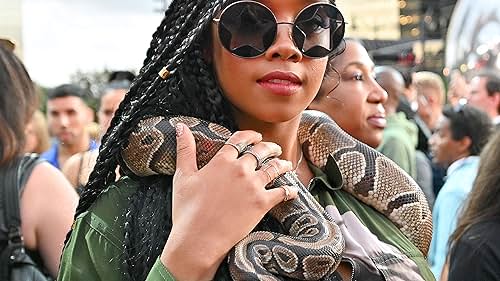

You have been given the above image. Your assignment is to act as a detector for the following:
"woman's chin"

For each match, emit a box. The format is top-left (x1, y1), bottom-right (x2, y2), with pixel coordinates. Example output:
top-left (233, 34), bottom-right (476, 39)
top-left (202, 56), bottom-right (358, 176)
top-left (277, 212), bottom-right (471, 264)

top-left (364, 132), bottom-right (383, 148)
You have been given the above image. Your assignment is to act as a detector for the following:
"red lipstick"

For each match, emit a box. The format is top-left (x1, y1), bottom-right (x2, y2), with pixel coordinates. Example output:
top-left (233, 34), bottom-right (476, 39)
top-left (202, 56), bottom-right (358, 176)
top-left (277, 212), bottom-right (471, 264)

top-left (257, 71), bottom-right (302, 96)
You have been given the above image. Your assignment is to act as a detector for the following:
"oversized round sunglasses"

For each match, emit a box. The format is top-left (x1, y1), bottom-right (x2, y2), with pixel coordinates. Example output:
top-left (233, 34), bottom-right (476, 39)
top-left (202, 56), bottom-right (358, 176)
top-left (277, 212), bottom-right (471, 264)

top-left (213, 0), bottom-right (346, 58)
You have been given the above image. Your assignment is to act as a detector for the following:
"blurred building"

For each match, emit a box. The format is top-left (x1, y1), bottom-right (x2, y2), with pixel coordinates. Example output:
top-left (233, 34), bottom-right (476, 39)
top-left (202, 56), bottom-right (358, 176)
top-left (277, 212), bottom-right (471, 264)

top-left (399, 0), bottom-right (457, 71)
top-left (338, 0), bottom-right (458, 73)
top-left (446, 0), bottom-right (500, 74)
top-left (0, 0), bottom-right (23, 58)
top-left (400, 0), bottom-right (456, 40)
top-left (338, 0), bottom-right (401, 40)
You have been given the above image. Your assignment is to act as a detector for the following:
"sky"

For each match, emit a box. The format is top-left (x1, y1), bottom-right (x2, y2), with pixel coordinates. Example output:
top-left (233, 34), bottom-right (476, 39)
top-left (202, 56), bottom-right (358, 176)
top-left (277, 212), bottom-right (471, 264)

top-left (22, 0), bottom-right (169, 87)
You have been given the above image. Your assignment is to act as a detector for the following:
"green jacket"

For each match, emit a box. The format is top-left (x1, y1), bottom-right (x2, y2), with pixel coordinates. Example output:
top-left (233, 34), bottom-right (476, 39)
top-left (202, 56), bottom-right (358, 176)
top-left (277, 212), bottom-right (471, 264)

top-left (377, 112), bottom-right (418, 179)
top-left (58, 158), bottom-right (434, 281)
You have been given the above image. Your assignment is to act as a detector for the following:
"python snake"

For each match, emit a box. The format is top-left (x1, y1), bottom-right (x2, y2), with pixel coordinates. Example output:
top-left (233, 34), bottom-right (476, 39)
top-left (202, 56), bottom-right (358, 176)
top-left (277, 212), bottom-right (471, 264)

top-left (121, 110), bottom-right (432, 280)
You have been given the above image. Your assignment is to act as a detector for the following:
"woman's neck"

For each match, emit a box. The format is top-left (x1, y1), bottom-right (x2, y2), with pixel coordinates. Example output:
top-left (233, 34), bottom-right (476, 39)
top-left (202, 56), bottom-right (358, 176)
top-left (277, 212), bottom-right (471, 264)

top-left (236, 113), bottom-right (314, 186)
top-left (237, 115), bottom-right (301, 162)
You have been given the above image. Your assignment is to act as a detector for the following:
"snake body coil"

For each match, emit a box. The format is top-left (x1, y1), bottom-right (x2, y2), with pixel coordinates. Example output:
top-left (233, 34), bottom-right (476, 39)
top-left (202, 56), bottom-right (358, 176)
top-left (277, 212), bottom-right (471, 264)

top-left (122, 110), bottom-right (432, 280)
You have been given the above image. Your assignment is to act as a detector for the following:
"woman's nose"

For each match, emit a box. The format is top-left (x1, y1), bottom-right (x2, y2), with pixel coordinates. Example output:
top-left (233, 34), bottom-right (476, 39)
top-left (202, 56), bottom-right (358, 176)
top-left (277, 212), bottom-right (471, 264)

top-left (264, 24), bottom-right (302, 62)
top-left (369, 78), bottom-right (388, 103)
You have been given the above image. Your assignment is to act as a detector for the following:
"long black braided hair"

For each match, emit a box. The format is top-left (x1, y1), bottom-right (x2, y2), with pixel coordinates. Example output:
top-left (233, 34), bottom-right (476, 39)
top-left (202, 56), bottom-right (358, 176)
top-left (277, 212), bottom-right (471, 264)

top-left (72, 0), bottom-right (343, 280)
top-left (73, 1), bottom-right (237, 279)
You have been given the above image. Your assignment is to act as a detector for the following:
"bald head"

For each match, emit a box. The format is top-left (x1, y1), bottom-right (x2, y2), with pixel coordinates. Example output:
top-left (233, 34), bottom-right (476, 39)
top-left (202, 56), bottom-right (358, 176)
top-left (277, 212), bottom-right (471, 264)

top-left (375, 66), bottom-right (405, 114)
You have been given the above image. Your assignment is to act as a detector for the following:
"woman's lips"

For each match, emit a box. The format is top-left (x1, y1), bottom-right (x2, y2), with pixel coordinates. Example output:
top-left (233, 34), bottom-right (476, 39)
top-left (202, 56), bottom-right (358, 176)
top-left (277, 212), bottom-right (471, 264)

top-left (257, 71), bottom-right (302, 96)
top-left (367, 115), bottom-right (387, 129)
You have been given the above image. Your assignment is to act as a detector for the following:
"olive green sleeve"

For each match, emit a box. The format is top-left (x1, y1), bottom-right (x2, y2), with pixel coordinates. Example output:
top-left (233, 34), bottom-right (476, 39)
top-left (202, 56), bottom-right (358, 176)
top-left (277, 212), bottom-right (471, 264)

top-left (57, 179), bottom-right (178, 281)
top-left (146, 258), bottom-right (177, 281)
top-left (58, 214), bottom-right (177, 281)
top-left (57, 213), bottom-right (124, 281)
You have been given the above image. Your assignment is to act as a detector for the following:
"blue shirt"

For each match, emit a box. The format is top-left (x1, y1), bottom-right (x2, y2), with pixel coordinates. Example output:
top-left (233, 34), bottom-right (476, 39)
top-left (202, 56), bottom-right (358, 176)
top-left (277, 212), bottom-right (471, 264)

top-left (428, 156), bottom-right (480, 280)
top-left (40, 140), bottom-right (98, 169)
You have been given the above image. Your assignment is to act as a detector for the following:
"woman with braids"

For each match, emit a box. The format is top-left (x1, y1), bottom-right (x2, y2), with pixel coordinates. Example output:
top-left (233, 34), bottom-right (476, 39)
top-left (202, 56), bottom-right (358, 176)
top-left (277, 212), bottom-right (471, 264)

top-left (58, 0), bottom-right (434, 280)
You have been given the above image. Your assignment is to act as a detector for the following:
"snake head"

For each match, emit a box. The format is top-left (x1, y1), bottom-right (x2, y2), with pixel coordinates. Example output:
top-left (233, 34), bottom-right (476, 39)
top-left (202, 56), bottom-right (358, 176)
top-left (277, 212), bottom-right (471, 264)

top-left (122, 116), bottom-right (233, 176)
top-left (122, 117), bottom-right (176, 176)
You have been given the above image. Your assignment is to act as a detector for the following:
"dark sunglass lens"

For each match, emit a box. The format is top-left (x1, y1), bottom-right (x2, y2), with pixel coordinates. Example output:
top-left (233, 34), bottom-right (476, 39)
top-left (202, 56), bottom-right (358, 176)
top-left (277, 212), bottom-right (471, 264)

top-left (294, 4), bottom-right (345, 57)
top-left (219, 2), bottom-right (276, 57)
top-left (329, 8), bottom-right (345, 54)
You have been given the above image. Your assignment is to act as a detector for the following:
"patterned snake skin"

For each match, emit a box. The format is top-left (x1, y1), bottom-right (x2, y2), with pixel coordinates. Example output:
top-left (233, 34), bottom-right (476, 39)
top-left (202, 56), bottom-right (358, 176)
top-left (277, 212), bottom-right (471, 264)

top-left (121, 110), bottom-right (432, 280)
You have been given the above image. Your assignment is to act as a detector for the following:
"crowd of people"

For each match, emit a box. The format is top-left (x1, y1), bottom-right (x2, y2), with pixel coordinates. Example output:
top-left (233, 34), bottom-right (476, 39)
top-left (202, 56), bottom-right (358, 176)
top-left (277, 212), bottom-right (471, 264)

top-left (1, 0), bottom-right (499, 280)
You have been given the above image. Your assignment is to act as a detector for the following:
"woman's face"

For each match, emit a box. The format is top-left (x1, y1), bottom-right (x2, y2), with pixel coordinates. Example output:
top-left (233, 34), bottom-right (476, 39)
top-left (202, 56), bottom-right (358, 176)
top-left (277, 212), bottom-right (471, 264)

top-left (211, 0), bottom-right (330, 128)
top-left (309, 40), bottom-right (387, 148)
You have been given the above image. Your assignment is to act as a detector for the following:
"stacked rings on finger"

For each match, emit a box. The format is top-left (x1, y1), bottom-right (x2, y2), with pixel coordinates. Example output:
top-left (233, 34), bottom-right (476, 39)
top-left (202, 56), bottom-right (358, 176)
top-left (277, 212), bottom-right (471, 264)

top-left (242, 150), bottom-right (264, 169)
top-left (261, 162), bottom-right (280, 184)
top-left (262, 168), bottom-right (273, 182)
top-left (224, 141), bottom-right (246, 154)
top-left (267, 162), bottom-right (280, 179)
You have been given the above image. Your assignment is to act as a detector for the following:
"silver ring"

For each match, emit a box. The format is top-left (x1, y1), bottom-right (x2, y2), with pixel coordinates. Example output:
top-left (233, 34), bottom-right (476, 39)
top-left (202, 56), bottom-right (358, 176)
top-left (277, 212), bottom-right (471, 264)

top-left (281, 186), bottom-right (290, 202)
top-left (261, 163), bottom-right (278, 183)
top-left (224, 141), bottom-right (245, 155)
top-left (268, 162), bottom-right (280, 179)
top-left (242, 150), bottom-right (263, 169)
top-left (262, 168), bottom-right (273, 182)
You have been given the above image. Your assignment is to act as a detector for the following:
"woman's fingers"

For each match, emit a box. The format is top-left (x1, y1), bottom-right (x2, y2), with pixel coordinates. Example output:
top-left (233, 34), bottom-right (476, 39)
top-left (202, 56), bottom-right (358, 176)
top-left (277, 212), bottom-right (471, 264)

top-left (257, 158), bottom-right (299, 206)
top-left (266, 185), bottom-right (299, 205)
top-left (239, 142), bottom-right (283, 169)
top-left (258, 158), bottom-right (292, 184)
top-left (168, 128), bottom-right (302, 281)
top-left (218, 130), bottom-right (263, 158)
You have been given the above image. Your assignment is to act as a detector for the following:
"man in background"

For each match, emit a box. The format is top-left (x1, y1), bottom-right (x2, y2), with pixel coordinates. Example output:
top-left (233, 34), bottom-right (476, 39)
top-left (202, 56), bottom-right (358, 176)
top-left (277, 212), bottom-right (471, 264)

top-left (62, 71), bottom-right (134, 193)
top-left (397, 69), bottom-right (418, 120)
top-left (376, 66), bottom-right (417, 177)
top-left (427, 105), bottom-right (492, 279)
top-left (414, 71), bottom-right (446, 154)
top-left (376, 66), bottom-right (435, 209)
top-left (414, 71), bottom-right (448, 196)
top-left (41, 84), bottom-right (96, 169)
top-left (468, 70), bottom-right (500, 127)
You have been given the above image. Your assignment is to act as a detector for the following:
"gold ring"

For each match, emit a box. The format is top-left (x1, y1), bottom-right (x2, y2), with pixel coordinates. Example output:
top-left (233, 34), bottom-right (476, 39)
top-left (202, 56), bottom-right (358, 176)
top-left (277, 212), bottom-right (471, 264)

top-left (281, 186), bottom-right (290, 202)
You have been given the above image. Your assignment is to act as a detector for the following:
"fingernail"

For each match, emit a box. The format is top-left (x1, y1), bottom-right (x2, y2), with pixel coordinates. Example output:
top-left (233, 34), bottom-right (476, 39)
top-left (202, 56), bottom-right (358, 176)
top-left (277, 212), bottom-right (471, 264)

top-left (176, 123), bottom-right (184, 137)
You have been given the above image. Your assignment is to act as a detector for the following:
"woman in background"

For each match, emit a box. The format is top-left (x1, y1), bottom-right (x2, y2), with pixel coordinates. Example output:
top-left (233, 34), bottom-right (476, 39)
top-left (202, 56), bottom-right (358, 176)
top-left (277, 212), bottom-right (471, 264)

top-left (309, 39), bottom-right (388, 148)
top-left (24, 110), bottom-right (51, 154)
top-left (0, 40), bottom-right (78, 278)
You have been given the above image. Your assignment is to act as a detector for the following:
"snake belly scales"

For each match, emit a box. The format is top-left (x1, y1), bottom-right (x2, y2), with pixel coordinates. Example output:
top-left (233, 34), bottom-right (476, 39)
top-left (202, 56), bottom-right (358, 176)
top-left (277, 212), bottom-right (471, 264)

top-left (121, 110), bottom-right (432, 280)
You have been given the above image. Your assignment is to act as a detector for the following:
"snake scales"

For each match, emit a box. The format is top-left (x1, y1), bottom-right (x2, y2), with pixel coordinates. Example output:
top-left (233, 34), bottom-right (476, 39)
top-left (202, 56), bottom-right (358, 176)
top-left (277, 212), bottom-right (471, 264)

top-left (121, 110), bottom-right (432, 280)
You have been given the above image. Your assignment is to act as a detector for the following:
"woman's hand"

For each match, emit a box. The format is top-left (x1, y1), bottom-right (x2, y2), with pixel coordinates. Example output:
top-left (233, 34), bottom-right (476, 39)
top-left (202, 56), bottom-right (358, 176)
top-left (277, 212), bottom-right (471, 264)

top-left (160, 123), bottom-right (298, 281)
